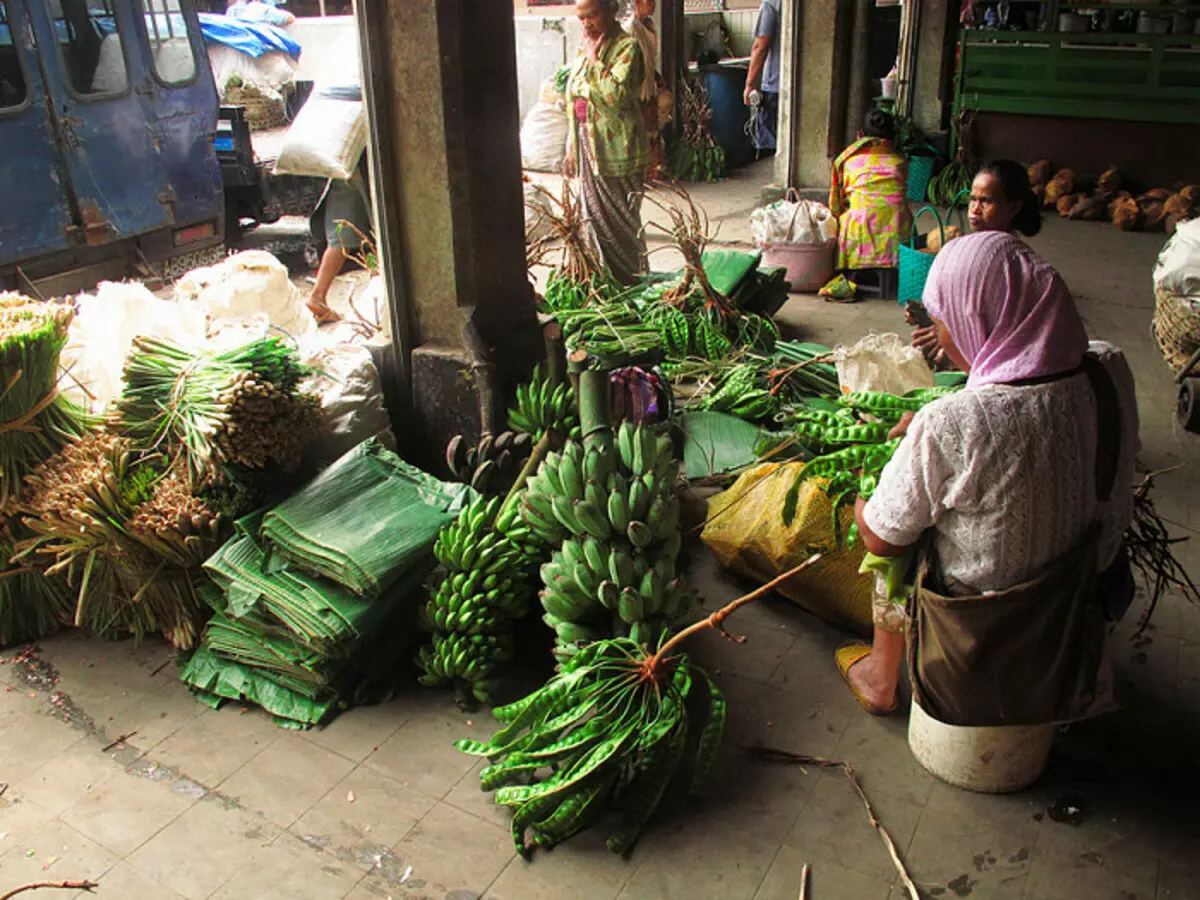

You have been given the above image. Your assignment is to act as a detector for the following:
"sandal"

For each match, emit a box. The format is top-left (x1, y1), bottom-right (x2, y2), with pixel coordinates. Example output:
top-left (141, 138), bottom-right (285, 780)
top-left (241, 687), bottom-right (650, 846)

top-left (835, 643), bottom-right (898, 716)
top-left (308, 304), bottom-right (342, 325)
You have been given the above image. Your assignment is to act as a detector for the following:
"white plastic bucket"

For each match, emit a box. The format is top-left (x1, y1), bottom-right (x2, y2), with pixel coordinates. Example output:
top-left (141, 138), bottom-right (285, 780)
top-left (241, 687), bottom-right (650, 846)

top-left (908, 700), bottom-right (1055, 794)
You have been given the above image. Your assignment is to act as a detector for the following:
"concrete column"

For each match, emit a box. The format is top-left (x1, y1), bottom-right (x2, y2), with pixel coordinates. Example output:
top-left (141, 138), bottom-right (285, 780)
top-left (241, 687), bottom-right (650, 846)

top-left (790, 0), bottom-right (852, 191)
top-left (912, 0), bottom-right (951, 136)
top-left (357, 1), bottom-right (541, 465)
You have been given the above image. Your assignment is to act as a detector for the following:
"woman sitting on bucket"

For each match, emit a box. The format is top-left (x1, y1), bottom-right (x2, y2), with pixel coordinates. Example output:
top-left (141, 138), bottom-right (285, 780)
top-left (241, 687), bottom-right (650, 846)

top-left (838, 229), bottom-right (1139, 722)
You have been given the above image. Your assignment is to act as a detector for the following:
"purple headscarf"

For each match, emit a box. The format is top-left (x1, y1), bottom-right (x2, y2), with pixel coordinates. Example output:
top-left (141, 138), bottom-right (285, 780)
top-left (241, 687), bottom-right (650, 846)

top-left (923, 231), bottom-right (1088, 388)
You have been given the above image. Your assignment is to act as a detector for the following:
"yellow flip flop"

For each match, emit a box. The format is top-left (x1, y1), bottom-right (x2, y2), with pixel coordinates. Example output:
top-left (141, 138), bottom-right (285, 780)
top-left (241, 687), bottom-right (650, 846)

top-left (835, 643), bottom-right (898, 716)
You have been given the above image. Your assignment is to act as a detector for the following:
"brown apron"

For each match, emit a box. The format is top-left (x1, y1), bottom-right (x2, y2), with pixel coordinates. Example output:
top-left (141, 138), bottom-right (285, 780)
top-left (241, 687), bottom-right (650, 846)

top-left (905, 354), bottom-right (1128, 728)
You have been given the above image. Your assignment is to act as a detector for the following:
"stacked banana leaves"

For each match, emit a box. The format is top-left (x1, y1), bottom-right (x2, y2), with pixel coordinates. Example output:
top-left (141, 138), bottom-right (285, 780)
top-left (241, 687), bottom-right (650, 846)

top-left (183, 439), bottom-right (469, 727)
top-left (261, 439), bottom-right (471, 598)
top-left (16, 433), bottom-right (224, 648)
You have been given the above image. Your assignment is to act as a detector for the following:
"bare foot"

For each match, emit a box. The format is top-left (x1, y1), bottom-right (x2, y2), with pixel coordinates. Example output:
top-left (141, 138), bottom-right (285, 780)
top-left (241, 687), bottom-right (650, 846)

top-left (846, 652), bottom-right (898, 711)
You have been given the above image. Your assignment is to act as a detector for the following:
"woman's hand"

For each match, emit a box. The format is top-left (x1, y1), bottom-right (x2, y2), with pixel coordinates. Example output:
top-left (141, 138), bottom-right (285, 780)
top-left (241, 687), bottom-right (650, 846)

top-left (888, 411), bottom-right (916, 440)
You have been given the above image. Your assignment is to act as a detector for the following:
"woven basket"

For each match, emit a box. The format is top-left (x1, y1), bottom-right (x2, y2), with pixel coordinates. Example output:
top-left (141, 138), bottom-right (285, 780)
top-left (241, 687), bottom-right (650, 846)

top-left (907, 154), bottom-right (936, 203)
top-left (897, 191), bottom-right (970, 305)
top-left (223, 83), bottom-right (289, 132)
top-left (1151, 286), bottom-right (1200, 372)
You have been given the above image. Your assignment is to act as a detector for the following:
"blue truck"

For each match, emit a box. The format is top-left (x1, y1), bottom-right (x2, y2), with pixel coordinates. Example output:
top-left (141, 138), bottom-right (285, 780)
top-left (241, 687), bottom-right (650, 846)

top-left (0, 0), bottom-right (319, 294)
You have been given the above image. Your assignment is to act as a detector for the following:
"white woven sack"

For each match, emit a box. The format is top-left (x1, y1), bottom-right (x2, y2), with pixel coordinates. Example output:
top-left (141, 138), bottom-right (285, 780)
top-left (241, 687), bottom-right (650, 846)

top-left (520, 101), bottom-right (569, 173)
top-left (273, 94), bottom-right (367, 180)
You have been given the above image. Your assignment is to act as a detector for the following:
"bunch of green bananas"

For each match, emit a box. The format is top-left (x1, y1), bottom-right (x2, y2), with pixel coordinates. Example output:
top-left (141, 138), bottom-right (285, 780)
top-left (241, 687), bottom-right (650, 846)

top-left (445, 430), bottom-right (532, 493)
top-left (417, 494), bottom-right (536, 704)
top-left (507, 365), bottom-right (581, 443)
top-left (520, 422), bottom-right (690, 659)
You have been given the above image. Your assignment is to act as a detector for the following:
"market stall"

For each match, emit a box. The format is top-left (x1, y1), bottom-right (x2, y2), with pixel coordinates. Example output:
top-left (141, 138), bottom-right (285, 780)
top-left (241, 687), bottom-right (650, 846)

top-left (953, 4), bottom-right (1200, 187)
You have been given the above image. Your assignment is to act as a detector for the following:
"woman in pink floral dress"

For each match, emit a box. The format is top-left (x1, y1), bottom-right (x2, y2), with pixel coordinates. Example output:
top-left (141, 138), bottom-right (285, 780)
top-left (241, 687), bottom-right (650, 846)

top-left (829, 109), bottom-right (911, 274)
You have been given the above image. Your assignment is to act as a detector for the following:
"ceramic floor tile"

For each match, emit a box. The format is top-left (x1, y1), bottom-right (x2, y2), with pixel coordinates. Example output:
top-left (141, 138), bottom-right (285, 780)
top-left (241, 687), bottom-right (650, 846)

top-left (15, 740), bottom-right (123, 817)
top-left (832, 711), bottom-right (937, 810)
top-left (0, 709), bottom-right (87, 783)
top-left (754, 843), bottom-right (893, 900)
top-left (70, 859), bottom-right (188, 900)
top-left (209, 832), bottom-right (364, 899)
top-left (300, 696), bottom-right (412, 764)
top-left (684, 616), bottom-right (797, 685)
top-left (442, 757), bottom-right (514, 832)
top-left (148, 704), bottom-right (282, 788)
top-left (485, 828), bottom-right (634, 900)
top-left (0, 793), bottom-right (58, 858)
top-left (1024, 845), bottom-right (1159, 900)
top-left (784, 771), bottom-right (925, 885)
top-left (59, 762), bottom-right (197, 857)
top-left (126, 796), bottom-right (280, 900)
top-left (0, 817), bottom-right (119, 888)
top-left (291, 765), bottom-right (438, 871)
top-left (218, 731), bottom-right (356, 828)
top-left (904, 811), bottom-right (1036, 900)
top-left (1158, 865), bottom-right (1200, 899)
top-left (103, 678), bottom-right (208, 754)
top-left (363, 696), bottom-right (481, 802)
top-left (378, 802), bottom-right (515, 898)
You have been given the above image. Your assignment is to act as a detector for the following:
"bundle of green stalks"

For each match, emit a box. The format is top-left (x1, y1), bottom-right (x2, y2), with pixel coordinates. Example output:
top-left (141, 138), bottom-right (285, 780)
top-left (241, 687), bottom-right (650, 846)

top-left (0, 519), bottom-right (71, 647)
top-left (17, 433), bottom-right (224, 648)
top-left (0, 293), bottom-right (93, 507)
top-left (114, 336), bottom-right (320, 482)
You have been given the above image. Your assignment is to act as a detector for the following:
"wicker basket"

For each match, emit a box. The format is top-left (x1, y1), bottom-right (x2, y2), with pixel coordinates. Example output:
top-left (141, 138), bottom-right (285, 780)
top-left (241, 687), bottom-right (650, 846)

top-left (1151, 286), bottom-right (1200, 372)
top-left (907, 154), bottom-right (936, 203)
top-left (223, 83), bottom-right (289, 132)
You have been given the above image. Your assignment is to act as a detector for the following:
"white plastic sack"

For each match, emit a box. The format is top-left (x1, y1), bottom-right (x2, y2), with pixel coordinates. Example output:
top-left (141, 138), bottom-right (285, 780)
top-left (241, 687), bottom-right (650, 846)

top-left (207, 45), bottom-right (297, 104)
top-left (273, 93), bottom-right (366, 180)
top-left (174, 250), bottom-right (314, 336)
top-left (520, 101), bottom-right (569, 173)
top-left (832, 332), bottom-right (934, 396)
top-left (297, 339), bottom-right (396, 466)
top-left (524, 180), bottom-right (555, 244)
top-left (751, 197), bottom-right (839, 247)
top-left (61, 282), bottom-right (206, 413)
top-left (1153, 218), bottom-right (1200, 306)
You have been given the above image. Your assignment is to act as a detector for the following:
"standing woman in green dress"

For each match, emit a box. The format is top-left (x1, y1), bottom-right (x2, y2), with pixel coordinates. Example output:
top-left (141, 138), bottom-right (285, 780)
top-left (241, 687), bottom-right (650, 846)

top-left (565, 0), bottom-right (651, 286)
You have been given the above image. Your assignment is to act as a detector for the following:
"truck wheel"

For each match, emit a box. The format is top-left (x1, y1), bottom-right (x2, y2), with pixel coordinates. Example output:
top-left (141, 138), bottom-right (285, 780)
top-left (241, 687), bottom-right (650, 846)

top-left (1177, 377), bottom-right (1200, 434)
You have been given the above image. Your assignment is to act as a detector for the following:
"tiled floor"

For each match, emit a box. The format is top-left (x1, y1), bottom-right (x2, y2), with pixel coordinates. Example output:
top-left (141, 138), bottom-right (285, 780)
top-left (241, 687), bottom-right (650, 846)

top-left (3, 175), bottom-right (1200, 899)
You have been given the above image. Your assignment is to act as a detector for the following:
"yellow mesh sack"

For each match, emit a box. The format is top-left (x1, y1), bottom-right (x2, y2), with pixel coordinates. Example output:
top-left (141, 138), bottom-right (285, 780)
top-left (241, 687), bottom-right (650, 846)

top-left (701, 462), bottom-right (873, 635)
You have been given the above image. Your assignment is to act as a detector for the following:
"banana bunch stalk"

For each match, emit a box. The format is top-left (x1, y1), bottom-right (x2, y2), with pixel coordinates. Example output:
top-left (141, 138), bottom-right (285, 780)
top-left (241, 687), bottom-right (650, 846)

top-left (520, 422), bottom-right (690, 660)
top-left (416, 494), bottom-right (538, 706)
top-left (507, 364), bottom-right (581, 444)
top-left (445, 430), bottom-right (533, 494)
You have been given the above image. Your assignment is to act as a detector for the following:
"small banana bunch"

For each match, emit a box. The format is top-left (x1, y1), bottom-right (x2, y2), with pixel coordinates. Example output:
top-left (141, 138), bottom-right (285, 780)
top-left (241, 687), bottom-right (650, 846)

top-left (507, 364), bottom-right (581, 442)
top-left (417, 494), bottom-right (535, 704)
top-left (444, 430), bottom-right (532, 494)
top-left (520, 422), bottom-right (691, 658)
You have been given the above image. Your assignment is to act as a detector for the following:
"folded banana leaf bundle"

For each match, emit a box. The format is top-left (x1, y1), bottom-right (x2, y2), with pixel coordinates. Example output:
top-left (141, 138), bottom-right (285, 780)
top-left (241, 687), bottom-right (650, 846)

top-left (260, 439), bottom-right (473, 597)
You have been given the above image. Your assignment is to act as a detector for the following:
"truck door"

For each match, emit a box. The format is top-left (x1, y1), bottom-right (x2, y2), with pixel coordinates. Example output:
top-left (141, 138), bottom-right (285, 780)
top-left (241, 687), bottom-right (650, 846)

top-left (25, 0), bottom-right (175, 246)
top-left (0, 0), bottom-right (77, 266)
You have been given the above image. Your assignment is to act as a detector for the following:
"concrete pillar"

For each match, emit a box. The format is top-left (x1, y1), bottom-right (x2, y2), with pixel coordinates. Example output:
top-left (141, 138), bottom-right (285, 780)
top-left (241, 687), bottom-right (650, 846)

top-left (790, 0), bottom-right (853, 191)
top-left (912, 0), bottom-right (951, 136)
top-left (357, 1), bottom-right (541, 465)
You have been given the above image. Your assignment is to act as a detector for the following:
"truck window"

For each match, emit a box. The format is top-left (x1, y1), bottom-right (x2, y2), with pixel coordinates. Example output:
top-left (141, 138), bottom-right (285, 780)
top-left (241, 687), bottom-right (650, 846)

top-left (141, 0), bottom-right (194, 85)
top-left (53, 0), bottom-right (128, 95)
top-left (0, 1), bottom-right (29, 108)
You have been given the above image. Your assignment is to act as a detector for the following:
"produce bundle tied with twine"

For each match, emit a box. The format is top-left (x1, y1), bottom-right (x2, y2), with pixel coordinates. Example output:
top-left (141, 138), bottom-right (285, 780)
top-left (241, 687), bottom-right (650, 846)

top-left (113, 335), bottom-right (321, 484)
top-left (0, 293), bottom-right (93, 508)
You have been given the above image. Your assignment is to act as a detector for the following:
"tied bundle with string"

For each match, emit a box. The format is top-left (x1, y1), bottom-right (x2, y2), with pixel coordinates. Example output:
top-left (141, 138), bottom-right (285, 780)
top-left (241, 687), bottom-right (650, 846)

top-left (114, 336), bottom-right (321, 485)
top-left (0, 293), bottom-right (93, 509)
top-left (15, 433), bottom-right (224, 649)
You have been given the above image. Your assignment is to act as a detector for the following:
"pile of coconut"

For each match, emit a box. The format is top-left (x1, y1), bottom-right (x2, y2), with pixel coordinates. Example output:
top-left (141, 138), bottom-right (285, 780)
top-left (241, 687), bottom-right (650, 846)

top-left (1027, 160), bottom-right (1198, 234)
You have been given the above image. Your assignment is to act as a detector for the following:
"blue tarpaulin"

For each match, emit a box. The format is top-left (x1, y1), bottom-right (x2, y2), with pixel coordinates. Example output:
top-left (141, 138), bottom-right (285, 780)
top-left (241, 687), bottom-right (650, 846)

top-left (198, 13), bottom-right (301, 60)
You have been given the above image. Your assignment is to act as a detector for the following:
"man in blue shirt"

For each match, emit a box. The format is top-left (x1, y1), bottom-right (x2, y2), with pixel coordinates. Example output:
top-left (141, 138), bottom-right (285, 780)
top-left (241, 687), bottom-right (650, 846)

top-left (743, 0), bottom-right (781, 151)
